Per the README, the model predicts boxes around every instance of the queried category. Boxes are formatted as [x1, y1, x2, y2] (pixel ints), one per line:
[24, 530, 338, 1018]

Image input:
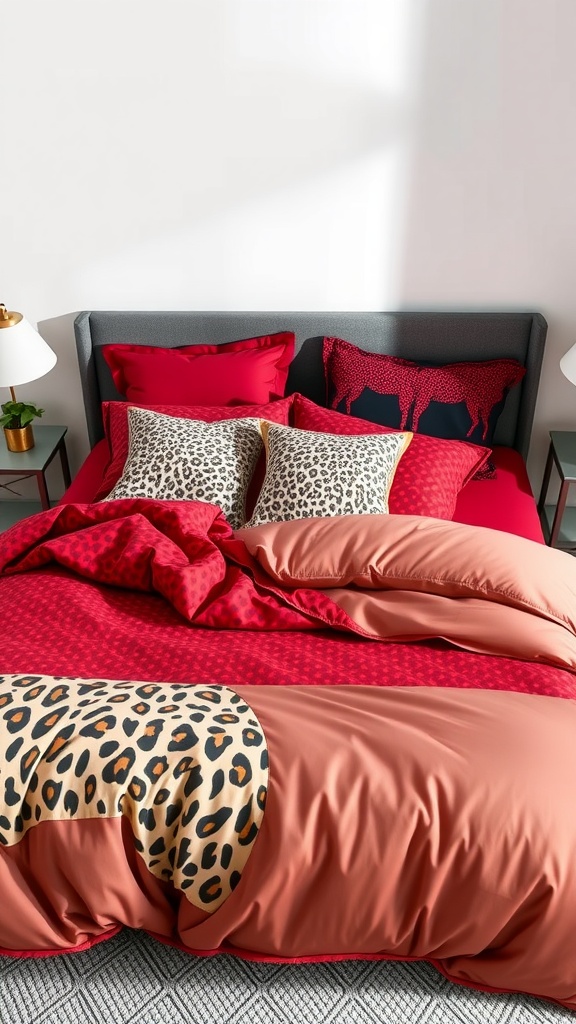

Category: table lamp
[0, 304, 57, 452]
[560, 343, 576, 388]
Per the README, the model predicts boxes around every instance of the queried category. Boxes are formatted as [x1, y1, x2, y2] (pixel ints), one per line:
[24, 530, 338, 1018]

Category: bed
[4, 309, 576, 1015]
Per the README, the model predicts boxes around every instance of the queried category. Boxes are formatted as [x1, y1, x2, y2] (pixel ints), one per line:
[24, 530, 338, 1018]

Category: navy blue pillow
[323, 337, 525, 447]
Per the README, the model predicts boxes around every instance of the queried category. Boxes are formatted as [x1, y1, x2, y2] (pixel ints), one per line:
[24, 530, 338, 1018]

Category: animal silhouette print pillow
[323, 336, 525, 448]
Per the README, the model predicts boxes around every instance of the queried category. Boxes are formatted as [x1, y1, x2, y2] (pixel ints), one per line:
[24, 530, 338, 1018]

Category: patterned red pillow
[97, 396, 295, 504]
[323, 336, 525, 447]
[292, 395, 490, 520]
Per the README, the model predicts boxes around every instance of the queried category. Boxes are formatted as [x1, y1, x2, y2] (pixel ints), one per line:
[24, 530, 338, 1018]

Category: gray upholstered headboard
[74, 310, 547, 459]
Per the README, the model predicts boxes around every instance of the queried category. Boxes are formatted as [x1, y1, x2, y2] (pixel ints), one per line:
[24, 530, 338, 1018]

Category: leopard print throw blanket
[0, 674, 268, 912]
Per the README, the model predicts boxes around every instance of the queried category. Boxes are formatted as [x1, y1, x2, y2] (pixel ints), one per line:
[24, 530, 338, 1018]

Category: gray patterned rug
[1, 930, 573, 1024]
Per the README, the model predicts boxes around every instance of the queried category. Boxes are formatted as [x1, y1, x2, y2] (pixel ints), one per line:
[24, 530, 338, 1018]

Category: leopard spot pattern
[0, 674, 268, 913]
[105, 408, 263, 530]
[246, 421, 411, 527]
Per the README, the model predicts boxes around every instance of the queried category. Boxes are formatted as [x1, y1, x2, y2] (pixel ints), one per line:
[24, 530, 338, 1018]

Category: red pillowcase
[323, 336, 525, 448]
[292, 394, 490, 521]
[102, 332, 295, 406]
[97, 396, 295, 505]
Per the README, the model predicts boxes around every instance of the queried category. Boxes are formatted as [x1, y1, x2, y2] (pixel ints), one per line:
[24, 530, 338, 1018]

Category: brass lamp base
[4, 425, 34, 452]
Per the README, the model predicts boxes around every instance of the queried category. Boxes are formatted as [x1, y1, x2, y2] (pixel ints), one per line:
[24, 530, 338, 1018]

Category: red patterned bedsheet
[0, 498, 573, 698]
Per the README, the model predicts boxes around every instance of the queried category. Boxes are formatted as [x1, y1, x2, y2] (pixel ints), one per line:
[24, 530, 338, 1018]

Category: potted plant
[0, 401, 44, 452]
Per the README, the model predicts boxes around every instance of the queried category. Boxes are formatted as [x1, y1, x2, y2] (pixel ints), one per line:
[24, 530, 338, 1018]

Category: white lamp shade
[560, 343, 576, 387]
[0, 317, 57, 389]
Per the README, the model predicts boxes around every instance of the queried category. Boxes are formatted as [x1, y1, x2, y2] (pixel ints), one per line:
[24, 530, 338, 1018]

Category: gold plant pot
[4, 425, 35, 452]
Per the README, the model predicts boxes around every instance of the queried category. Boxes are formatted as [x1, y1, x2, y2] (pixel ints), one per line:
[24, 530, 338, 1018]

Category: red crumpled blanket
[3, 498, 576, 701]
[0, 498, 353, 633]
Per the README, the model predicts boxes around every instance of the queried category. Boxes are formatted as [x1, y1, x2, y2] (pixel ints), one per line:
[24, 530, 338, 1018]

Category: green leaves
[0, 401, 45, 430]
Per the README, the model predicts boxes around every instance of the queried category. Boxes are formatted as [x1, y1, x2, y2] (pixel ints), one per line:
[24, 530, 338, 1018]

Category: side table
[537, 430, 576, 548]
[0, 425, 71, 517]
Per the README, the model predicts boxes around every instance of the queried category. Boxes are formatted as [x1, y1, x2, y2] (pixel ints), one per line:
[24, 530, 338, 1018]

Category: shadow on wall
[395, 2, 576, 484]
[70, 68, 410, 309]
[48, 6, 419, 310]
[36, 313, 87, 484]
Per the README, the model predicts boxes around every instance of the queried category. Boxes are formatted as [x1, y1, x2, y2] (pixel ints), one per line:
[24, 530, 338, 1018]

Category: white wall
[2, 0, 576, 497]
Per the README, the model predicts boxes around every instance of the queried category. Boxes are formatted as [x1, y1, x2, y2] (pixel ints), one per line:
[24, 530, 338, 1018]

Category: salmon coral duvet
[1, 498, 576, 1011]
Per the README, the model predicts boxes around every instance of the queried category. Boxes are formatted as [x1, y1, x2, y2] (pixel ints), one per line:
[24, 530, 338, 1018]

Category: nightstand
[537, 430, 576, 548]
[0, 425, 71, 530]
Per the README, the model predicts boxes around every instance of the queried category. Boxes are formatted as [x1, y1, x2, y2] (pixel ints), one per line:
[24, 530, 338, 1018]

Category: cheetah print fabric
[0, 674, 268, 912]
[105, 407, 263, 530]
[246, 422, 411, 527]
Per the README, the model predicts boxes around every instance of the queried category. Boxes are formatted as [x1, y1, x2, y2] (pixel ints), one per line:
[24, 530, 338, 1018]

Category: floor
[0, 929, 573, 1024]
[0, 500, 48, 531]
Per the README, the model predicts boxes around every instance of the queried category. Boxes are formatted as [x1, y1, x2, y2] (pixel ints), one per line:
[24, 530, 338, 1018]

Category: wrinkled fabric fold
[3, 503, 576, 1009]
[239, 513, 576, 670]
[4, 684, 576, 1011]
[3, 502, 576, 673]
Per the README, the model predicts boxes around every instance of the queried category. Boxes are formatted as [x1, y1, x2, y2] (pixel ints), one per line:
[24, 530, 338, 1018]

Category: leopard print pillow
[245, 422, 412, 527]
[104, 407, 263, 529]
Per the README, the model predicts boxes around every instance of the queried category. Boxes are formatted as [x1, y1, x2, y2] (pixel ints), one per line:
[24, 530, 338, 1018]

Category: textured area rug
[1, 931, 573, 1024]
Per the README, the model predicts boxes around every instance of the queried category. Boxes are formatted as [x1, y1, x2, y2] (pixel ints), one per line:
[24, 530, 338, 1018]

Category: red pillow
[292, 394, 490, 521]
[102, 332, 295, 406]
[323, 336, 525, 447]
[97, 396, 295, 504]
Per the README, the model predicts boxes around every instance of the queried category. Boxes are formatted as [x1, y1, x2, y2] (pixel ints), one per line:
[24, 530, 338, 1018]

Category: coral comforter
[1, 499, 576, 1011]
